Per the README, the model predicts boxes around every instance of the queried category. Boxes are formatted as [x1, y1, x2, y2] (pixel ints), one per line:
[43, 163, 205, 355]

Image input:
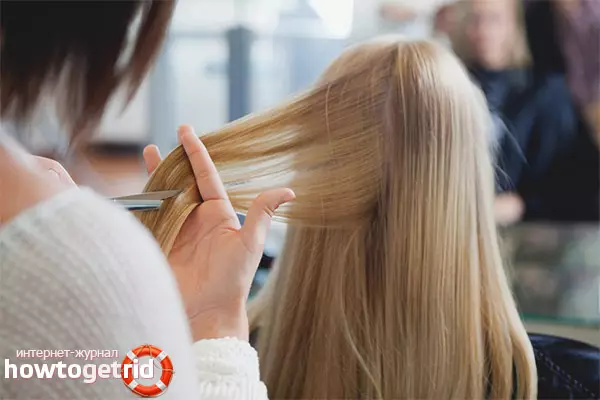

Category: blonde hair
[450, 0, 531, 69]
[139, 37, 537, 399]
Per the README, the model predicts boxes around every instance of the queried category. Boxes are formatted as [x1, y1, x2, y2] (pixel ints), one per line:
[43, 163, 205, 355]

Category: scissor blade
[111, 190, 182, 201]
[115, 199, 163, 210]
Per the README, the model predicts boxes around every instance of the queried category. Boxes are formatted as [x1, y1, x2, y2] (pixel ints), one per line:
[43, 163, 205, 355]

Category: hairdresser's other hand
[0, 138, 75, 225]
[143, 125, 295, 342]
[494, 192, 524, 226]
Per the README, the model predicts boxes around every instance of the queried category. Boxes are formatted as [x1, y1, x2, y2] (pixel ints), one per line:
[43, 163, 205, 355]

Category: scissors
[111, 190, 182, 211]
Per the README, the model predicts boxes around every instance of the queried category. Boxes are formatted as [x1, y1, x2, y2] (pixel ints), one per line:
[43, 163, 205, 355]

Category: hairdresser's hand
[143, 125, 295, 342]
[0, 138, 75, 225]
[494, 192, 524, 226]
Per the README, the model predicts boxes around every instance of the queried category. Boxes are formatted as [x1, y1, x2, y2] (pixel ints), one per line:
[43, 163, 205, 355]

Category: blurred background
[14, 0, 600, 345]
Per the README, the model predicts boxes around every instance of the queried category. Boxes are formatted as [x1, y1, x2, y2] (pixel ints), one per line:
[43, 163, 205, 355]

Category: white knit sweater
[0, 187, 268, 399]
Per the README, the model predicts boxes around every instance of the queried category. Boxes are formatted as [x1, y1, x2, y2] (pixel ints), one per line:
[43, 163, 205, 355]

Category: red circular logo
[121, 345, 174, 397]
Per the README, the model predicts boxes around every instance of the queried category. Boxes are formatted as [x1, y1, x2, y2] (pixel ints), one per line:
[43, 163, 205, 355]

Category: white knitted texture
[194, 339, 268, 400]
[0, 188, 267, 400]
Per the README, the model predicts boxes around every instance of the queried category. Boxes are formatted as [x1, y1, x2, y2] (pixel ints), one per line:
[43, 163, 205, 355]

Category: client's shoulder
[529, 333, 600, 399]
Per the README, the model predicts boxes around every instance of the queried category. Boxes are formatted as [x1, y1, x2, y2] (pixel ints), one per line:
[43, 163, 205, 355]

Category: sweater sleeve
[0, 188, 267, 399]
[194, 338, 268, 400]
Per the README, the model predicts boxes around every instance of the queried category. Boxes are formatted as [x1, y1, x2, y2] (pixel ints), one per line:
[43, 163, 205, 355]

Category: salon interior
[17, 0, 600, 346]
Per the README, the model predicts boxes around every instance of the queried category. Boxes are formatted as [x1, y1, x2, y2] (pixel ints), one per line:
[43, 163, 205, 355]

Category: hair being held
[139, 38, 536, 399]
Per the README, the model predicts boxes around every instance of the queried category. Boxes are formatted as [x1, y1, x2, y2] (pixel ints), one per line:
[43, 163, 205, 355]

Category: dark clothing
[524, 0, 565, 75]
[524, 0, 600, 106]
[250, 330, 600, 398]
[520, 0, 600, 222]
[469, 66, 588, 220]
[531, 333, 599, 399]
[540, 124, 600, 222]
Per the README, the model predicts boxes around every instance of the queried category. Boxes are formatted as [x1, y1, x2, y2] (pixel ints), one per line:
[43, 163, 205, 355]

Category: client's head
[139, 37, 536, 399]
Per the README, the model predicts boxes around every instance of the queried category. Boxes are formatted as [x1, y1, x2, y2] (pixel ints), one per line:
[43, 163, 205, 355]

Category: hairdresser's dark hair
[1, 0, 175, 137]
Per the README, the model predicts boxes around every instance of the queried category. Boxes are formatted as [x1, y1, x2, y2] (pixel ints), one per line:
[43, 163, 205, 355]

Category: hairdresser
[0, 1, 290, 398]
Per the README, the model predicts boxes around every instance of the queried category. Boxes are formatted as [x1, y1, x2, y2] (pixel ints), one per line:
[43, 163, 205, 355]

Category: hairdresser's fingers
[178, 125, 229, 202]
[240, 188, 295, 253]
[35, 156, 76, 186]
[143, 145, 162, 175]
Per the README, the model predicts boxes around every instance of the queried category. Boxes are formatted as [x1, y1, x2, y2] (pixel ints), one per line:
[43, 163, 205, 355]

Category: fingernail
[176, 126, 185, 143]
[48, 168, 61, 180]
[178, 125, 195, 137]
[279, 190, 296, 206]
[181, 131, 194, 146]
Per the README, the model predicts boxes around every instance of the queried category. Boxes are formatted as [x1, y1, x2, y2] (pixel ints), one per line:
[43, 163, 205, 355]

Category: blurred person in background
[451, 0, 596, 224]
[0, 1, 292, 398]
[524, 0, 600, 143]
[523, 0, 600, 222]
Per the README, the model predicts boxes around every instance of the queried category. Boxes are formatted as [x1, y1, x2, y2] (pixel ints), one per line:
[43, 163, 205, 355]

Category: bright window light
[309, 0, 354, 38]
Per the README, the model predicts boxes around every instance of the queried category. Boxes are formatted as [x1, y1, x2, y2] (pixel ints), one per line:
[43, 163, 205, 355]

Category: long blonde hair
[138, 37, 536, 399]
